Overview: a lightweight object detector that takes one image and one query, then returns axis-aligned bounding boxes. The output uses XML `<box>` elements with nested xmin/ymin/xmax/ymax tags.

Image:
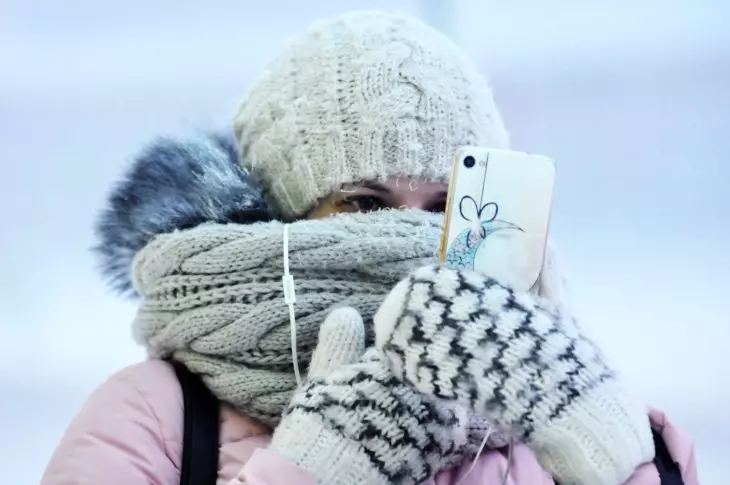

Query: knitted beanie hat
<box><xmin>234</xmin><ymin>10</ymin><xmax>510</xmax><ymax>219</ymax></box>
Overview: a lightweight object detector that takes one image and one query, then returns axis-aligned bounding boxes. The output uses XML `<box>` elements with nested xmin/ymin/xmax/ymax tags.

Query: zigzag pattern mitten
<box><xmin>374</xmin><ymin>265</ymin><xmax>655</xmax><ymax>485</ymax></box>
<box><xmin>270</xmin><ymin>307</ymin><xmax>476</xmax><ymax>485</ymax></box>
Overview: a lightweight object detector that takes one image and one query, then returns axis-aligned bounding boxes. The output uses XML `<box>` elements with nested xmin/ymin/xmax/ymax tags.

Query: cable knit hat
<box><xmin>234</xmin><ymin>10</ymin><xmax>510</xmax><ymax>219</ymax></box>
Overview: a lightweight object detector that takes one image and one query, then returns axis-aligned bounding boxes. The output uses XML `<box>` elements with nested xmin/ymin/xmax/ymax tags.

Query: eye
<box><xmin>337</xmin><ymin>195</ymin><xmax>386</xmax><ymax>213</ymax></box>
<box><xmin>426</xmin><ymin>198</ymin><xmax>447</xmax><ymax>213</ymax></box>
<box><xmin>228</xmin><ymin>209</ymin><xmax>272</xmax><ymax>224</ymax></box>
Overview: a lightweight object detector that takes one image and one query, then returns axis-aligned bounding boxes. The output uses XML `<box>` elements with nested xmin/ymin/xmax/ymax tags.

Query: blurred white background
<box><xmin>2</xmin><ymin>0</ymin><xmax>728</xmax><ymax>483</ymax></box>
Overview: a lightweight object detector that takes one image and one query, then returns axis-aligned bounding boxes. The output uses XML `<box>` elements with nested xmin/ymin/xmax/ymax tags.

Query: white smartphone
<box><xmin>439</xmin><ymin>146</ymin><xmax>556</xmax><ymax>292</ymax></box>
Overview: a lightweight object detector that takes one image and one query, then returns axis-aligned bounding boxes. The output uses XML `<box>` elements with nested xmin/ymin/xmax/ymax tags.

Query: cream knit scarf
<box><xmin>131</xmin><ymin>209</ymin><xmax>566</xmax><ymax>427</ymax></box>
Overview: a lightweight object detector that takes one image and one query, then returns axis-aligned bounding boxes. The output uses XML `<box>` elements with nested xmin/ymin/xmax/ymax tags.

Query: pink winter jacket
<box><xmin>41</xmin><ymin>360</ymin><xmax>699</xmax><ymax>485</ymax></box>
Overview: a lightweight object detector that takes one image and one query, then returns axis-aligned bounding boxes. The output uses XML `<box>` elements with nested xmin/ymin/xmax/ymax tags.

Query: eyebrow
<box><xmin>358</xmin><ymin>181</ymin><xmax>391</xmax><ymax>194</ymax></box>
<box><xmin>343</xmin><ymin>180</ymin><xmax>448</xmax><ymax>198</ymax></box>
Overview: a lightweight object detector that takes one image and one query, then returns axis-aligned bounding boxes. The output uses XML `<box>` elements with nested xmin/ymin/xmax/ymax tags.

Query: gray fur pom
<box><xmin>94</xmin><ymin>132</ymin><xmax>271</xmax><ymax>297</ymax></box>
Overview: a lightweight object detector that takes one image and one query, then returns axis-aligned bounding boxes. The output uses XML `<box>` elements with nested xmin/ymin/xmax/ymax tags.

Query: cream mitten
<box><xmin>374</xmin><ymin>265</ymin><xmax>655</xmax><ymax>485</ymax></box>
<box><xmin>270</xmin><ymin>307</ymin><xmax>474</xmax><ymax>485</ymax></box>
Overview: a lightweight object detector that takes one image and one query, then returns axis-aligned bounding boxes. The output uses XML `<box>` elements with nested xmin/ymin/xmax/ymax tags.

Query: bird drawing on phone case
<box><xmin>445</xmin><ymin>197</ymin><xmax>523</xmax><ymax>270</ymax></box>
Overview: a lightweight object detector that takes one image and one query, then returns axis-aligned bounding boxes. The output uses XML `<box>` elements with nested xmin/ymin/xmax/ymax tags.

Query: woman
<box><xmin>41</xmin><ymin>11</ymin><xmax>698</xmax><ymax>485</ymax></box>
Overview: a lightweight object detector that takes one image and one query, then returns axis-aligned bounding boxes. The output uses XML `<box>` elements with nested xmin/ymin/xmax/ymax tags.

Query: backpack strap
<box><xmin>171</xmin><ymin>361</ymin><xmax>221</xmax><ymax>485</ymax></box>
<box><xmin>652</xmin><ymin>428</ymin><xmax>685</xmax><ymax>485</ymax></box>
<box><xmin>170</xmin><ymin>358</ymin><xmax>685</xmax><ymax>485</ymax></box>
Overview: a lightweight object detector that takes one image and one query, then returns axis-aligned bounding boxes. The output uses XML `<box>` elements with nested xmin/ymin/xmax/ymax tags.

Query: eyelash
<box><xmin>337</xmin><ymin>195</ymin><xmax>385</xmax><ymax>212</ymax></box>
<box><xmin>337</xmin><ymin>195</ymin><xmax>447</xmax><ymax>213</ymax></box>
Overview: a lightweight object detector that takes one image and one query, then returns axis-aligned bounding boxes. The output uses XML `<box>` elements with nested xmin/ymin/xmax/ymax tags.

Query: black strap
<box><xmin>172</xmin><ymin>361</ymin><xmax>221</xmax><ymax>485</ymax></box>
<box><xmin>170</xmin><ymin>360</ymin><xmax>684</xmax><ymax>485</ymax></box>
<box><xmin>652</xmin><ymin>428</ymin><xmax>685</xmax><ymax>485</ymax></box>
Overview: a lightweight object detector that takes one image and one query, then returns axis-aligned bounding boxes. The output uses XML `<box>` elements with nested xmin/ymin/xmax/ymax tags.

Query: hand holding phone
<box><xmin>439</xmin><ymin>147</ymin><xmax>556</xmax><ymax>292</ymax></box>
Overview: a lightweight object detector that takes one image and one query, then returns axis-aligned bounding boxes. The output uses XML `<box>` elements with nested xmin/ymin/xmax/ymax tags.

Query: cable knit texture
<box><xmin>270</xmin><ymin>307</ymin><xmax>473</xmax><ymax>485</ymax></box>
<box><xmin>374</xmin><ymin>264</ymin><xmax>655</xmax><ymax>485</ymax></box>
<box><xmin>131</xmin><ymin>209</ymin><xmax>563</xmax><ymax>430</ymax></box>
<box><xmin>234</xmin><ymin>10</ymin><xmax>509</xmax><ymax>218</ymax></box>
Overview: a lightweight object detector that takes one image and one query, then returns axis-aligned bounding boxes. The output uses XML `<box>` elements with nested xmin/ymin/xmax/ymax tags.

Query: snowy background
<box><xmin>2</xmin><ymin>0</ymin><xmax>728</xmax><ymax>483</ymax></box>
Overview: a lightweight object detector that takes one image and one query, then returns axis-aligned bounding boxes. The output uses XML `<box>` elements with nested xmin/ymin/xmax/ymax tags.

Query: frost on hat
<box><xmin>234</xmin><ymin>10</ymin><xmax>509</xmax><ymax>219</ymax></box>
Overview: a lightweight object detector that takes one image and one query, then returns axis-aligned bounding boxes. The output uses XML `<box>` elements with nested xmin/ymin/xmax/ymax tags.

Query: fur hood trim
<box><xmin>94</xmin><ymin>132</ymin><xmax>271</xmax><ymax>296</ymax></box>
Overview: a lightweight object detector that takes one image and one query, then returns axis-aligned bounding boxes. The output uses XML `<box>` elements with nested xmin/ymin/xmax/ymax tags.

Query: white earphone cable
<box><xmin>455</xmin><ymin>429</ymin><xmax>513</xmax><ymax>485</ymax></box>
<box><xmin>282</xmin><ymin>224</ymin><xmax>302</xmax><ymax>387</ymax></box>
<box><xmin>455</xmin><ymin>427</ymin><xmax>492</xmax><ymax>485</ymax></box>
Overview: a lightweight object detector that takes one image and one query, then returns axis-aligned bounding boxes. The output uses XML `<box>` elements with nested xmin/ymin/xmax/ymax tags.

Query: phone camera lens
<box><xmin>463</xmin><ymin>155</ymin><xmax>476</xmax><ymax>168</ymax></box>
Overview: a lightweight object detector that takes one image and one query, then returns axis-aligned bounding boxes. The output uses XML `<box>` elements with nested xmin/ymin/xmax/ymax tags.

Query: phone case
<box><xmin>439</xmin><ymin>147</ymin><xmax>556</xmax><ymax>292</ymax></box>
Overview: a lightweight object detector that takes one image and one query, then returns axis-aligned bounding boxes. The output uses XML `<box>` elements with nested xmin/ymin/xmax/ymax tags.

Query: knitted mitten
<box><xmin>374</xmin><ymin>265</ymin><xmax>655</xmax><ymax>485</ymax></box>
<box><xmin>270</xmin><ymin>307</ymin><xmax>474</xmax><ymax>485</ymax></box>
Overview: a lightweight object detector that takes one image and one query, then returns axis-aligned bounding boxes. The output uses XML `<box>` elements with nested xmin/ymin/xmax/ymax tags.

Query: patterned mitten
<box><xmin>374</xmin><ymin>265</ymin><xmax>655</xmax><ymax>485</ymax></box>
<box><xmin>270</xmin><ymin>307</ymin><xmax>474</xmax><ymax>485</ymax></box>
